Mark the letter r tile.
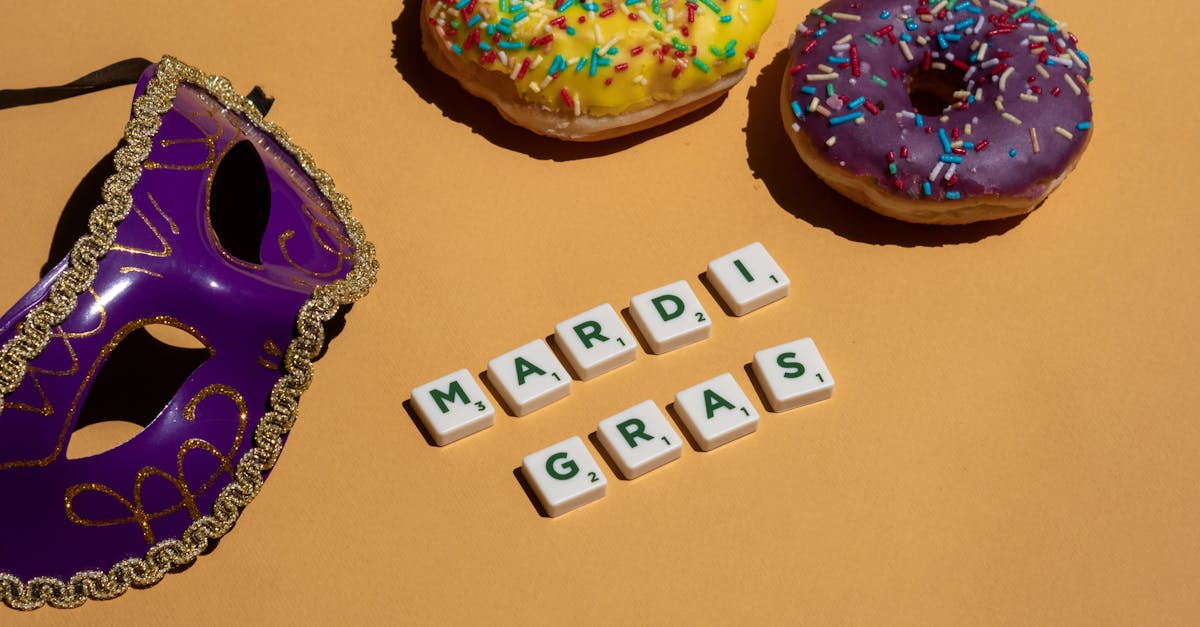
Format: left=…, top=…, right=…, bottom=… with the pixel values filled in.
left=596, top=400, right=682, bottom=479
left=554, top=304, right=637, bottom=381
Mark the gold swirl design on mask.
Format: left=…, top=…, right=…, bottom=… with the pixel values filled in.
left=143, top=136, right=217, bottom=171
left=143, top=101, right=230, bottom=171
left=277, top=202, right=355, bottom=278
left=110, top=193, right=176, bottom=258
left=1, top=333, right=77, bottom=419
left=0, top=290, right=107, bottom=467
left=118, top=267, right=164, bottom=278
left=256, top=340, right=282, bottom=371
left=64, top=383, right=247, bottom=544
left=0, top=316, right=208, bottom=471
left=147, top=192, right=180, bottom=235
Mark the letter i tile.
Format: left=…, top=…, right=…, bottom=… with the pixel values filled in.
left=706, top=242, right=790, bottom=316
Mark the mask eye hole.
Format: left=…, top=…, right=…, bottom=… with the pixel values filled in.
left=66, top=323, right=211, bottom=460
left=208, top=139, right=271, bottom=265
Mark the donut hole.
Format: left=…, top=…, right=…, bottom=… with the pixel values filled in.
left=906, top=65, right=968, bottom=116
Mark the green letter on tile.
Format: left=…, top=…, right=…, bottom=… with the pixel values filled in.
left=430, top=380, right=469, bottom=414
left=703, top=389, right=735, bottom=419
left=652, top=294, right=685, bottom=321
left=776, top=352, right=806, bottom=379
left=573, top=320, right=609, bottom=349
left=733, top=259, right=755, bottom=282
left=546, top=452, right=579, bottom=480
left=515, top=357, right=546, bottom=385
left=616, top=418, right=654, bottom=448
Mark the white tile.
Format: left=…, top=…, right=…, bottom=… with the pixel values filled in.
left=752, top=338, right=835, bottom=412
left=487, top=339, right=571, bottom=416
left=522, top=436, right=607, bottom=517
left=707, top=242, right=790, bottom=316
left=554, top=304, right=637, bottom=380
left=410, top=369, right=495, bottom=446
left=629, top=280, right=713, bottom=354
left=674, top=373, right=759, bottom=451
left=596, top=400, right=683, bottom=479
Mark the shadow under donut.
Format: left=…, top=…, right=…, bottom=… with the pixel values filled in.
left=744, top=48, right=1028, bottom=248
left=390, top=0, right=727, bottom=162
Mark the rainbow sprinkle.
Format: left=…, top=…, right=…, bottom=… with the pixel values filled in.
left=790, top=0, right=1094, bottom=201
left=427, top=0, right=770, bottom=116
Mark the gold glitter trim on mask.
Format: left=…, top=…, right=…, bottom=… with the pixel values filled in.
left=0, top=55, right=379, bottom=610
left=64, top=383, right=247, bottom=544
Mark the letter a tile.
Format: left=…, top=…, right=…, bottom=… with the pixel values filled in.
left=488, top=340, right=571, bottom=416
left=674, top=373, right=759, bottom=451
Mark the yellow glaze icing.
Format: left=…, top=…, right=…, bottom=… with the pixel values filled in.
left=427, top=0, right=775, bottom=116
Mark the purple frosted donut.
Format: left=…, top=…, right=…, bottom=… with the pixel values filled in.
left=781, top=0, right=1094, bottom=224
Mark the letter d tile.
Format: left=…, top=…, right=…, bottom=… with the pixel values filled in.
left=630, top=280, right=712, bottom=355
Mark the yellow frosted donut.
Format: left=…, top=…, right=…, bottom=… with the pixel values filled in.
left=421, top=0, right=776, bottom=141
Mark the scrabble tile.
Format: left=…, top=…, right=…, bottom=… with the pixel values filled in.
left=674, top=373, right=759, bottom=451
left=706, top=242, right=790, bottom=316
left=629, top=280, right=713, bottom=355
left=522, top=436, right=607, bottom=517
left=554, top=304, right=637, bottom=381
left=596, top=400, right=683, bottom=479
left=752, top=338, right=835, bottom=412
left=410, top=369, right=495, bottom=446
left=487, top=339, right=571, bottom=416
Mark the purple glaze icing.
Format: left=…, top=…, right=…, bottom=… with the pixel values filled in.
left=0, top=64, right=355, bottom=580
left=787, top=0, right=1093, bottom=201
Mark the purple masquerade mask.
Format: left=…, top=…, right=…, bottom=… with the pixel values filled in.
left=0, top=56, right=378, bottom=609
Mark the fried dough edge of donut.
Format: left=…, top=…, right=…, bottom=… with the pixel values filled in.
left=420, top=7, right=747, bottom=143
left=779, top=76, right=1091, bottom=226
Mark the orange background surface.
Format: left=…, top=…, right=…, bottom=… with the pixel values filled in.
left=2, top=1, right=1197, bottom=624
